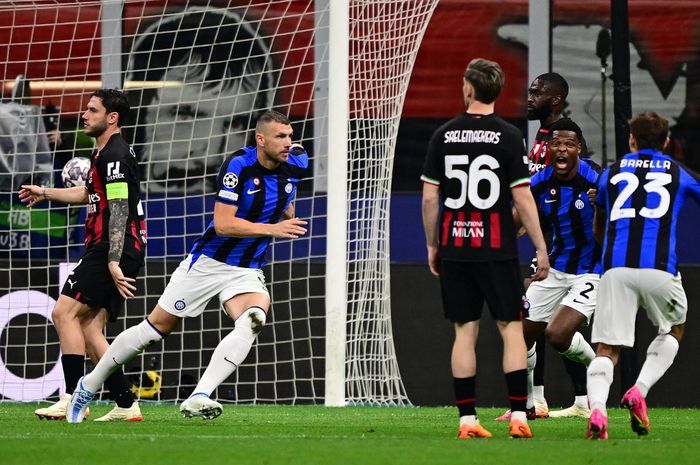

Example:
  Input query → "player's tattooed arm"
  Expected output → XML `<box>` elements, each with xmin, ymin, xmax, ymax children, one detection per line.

<box><xmin>108</xmin><ymin>199</ymin><xmax>129</xmax><ymax>262</ymax></box>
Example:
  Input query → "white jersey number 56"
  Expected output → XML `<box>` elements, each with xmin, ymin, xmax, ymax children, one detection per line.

<box><xmin>444</xmin><ymin>154</ymin><xmax>500</xmax><ymax>210</ymax></box>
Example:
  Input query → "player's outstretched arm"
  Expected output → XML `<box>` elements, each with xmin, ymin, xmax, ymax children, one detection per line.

<box><xmin>512</xmin><ymin>184</ymin><xmax>549</xmax><ymax>281</ymax></box>
<box><xmin>213</xmin><ymin>201</ymin><xmax>307</xmax><ymax>239</ymax></box>
<box><xmin>19</xmin><ymin>185</ymin><xmax>88</xmax><ymax>207</ymax></box>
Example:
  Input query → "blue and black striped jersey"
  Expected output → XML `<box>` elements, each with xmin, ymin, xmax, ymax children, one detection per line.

<box><xmin>531</xmin><ymin>159</ymin><xmax>601</xmax><ymax>274</ymax></box>
<box><xmin>189</xmin><ymin>146</ymin><xmax>308</xmax><ymax>269</ymax></box>
<box><xmin>596</xmin><ymin>149</ymin><xmax>700</xmax><ymax>275</ymax></box>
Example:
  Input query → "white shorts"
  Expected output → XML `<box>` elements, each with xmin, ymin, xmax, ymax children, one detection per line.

<box><xmin>158</xmin><ymin>254</ymin><xmax>270</xmax><ymax>318</ymax></box>
<box><xmin>592</xmin><ymin>267</ymin><xmax>687</xmax><ymax>347</ymax></box>
<box><xmin>526</xmin><ymin>268</ymin><xmax>598</xmax><ymax>324</ymax></box>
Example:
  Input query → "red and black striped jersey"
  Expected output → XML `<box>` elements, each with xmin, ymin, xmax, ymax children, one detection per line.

<box><xmin>421</xmin><ymin>113</ymin><xmax>530</xmax><ymax>261</ymax></box>
<box><xmin>84</xmin><ymin>133</ymin><xmax>146</xmax><ymax>260</ymax></box>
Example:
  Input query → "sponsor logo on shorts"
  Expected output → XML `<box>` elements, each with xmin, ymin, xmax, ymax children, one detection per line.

<box><xmin>174</xmin><ymin>300</ymin><xmax>186</xmax><ymax>311</ymax></box>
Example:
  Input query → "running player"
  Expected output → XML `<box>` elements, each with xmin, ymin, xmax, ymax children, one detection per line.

<box><xmin>586</xmin><ymin>111</ymin><xmax>700</xmax><ymax>439</ymax></box>
<box><xmin>65</xmin><ymin>110</ymin><xmax>308</xmax><ymax>423</ymax></box>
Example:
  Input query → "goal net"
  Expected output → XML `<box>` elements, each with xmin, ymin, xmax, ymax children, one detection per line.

<box><xmin>0</xmin><ymin>0</ymin><xmax>438</xmax><ymax>406</ymax></box>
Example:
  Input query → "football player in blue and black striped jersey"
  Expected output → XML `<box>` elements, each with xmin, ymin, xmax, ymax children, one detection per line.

<box><xmin>586</xmin><ymin>111</ymin><xmax>700</xmax><ymax>440</ymax></box>
<box><xmin>516</xmin><ymin>119</ymin><xmax>600</xmax><ymax>420</ymax></box>
<box><xmin>67</xmin><ymin>111</ymin><xmax>309</xmax><ymax>423</ymax></box>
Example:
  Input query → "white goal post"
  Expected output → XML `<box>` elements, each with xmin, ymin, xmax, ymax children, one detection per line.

<box><xmin>0</xmin><ymin>0</ymin><xmax>439</xmax><ymax>406</ymax></box>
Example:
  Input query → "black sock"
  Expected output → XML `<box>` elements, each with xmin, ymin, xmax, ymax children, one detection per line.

<box><xmin>104</xmin><ymin>369</ymin><xmax>134</xmax><ymax>408</ymax></box>
<box><xmin>563</xmin><ymin>356</ymin><xmax>588</xmax><ymax>396</ymax></box>
<box><xmin>454</xmin><ymin>377</ymin><xmax>476</xmax><ymax>417</ymax></box>
<box><xmin>505</xmin><ymin>369</ymin><xmax>527</xmax><ymax>413</ymax></box>
<box><xmin>61</xmin><ymin>354</ymin><xmax>85</xmax><ymax>395</ymax></box>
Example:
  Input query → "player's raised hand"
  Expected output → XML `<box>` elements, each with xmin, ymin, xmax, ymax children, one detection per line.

<box><xmin>18</xmin><ymin>185</ymin><xmax>46</xmax><ymax>208</ymax></box>
<box><xmin>108</xmin><ymin>261</ymin><xmax>137</xmax><ymax>299</ymax></box>
<box><xmin>271</xmin><ymin>217</ymin><xmax>308</xmax><ymax>238</ymax></box>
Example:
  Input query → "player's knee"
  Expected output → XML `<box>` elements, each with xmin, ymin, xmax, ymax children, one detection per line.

<box><xmin>544</xmin><ymin>326</ymin><xmax>568</xmax><ymax>351</ymax></box>
<box><xmin>236</xmin><ymin>307</ymin><xmax>267</xmax><ymax>336</ymax></box>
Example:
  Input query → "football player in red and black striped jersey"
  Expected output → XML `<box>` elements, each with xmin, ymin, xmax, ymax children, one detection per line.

<box><xmin>20</xmin><ymin>89</ymin><xmax>145</xmax><ymax>422</ymax></box>
<box><xmin>421</xmin><ymin>58</ymin><xmax>549</xmax><ymax>439</ymax></box>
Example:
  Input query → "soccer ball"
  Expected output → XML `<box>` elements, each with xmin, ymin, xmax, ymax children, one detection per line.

<box><xmin>61</xmin><ymin>157</ymin><xmax>91</xmax><ymax>187</ymax></box>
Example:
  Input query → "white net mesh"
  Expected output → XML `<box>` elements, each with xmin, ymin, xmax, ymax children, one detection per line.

<box><xmin>0</xmin><ymin>0</ymin><xmax>438</xmax><ymax>405</ymax></box>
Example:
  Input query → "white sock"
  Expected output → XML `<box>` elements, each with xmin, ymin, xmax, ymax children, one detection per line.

<box><xmin>532</xmin><ymin>385</ymin><xmax>545</xmax><ymax>403</ymax></box>
<box><xmin>459</xmin><ymin>415</ymin><xmax>478</xmax><ymax>426</ymax></box>
<box><xmin>635</xmin><ymin>334</ymin><xmax>679</xmax><ymax>397</ymax></box>
<box><xmin>586</xmin><ymin>356</ymin><xmax>614</xmax><ymax>414</ymax></box>
<box><xmin>574</xmin><ymin>395</ymin><xmax>588</xmax><ymax>408</ymax></box>
<box><xmin>561</xmin><ymin>332</ymin><xmax>595</xmax><ymax>366</ymax></box>
<box><xmin>83</xmin><ymin>319</ymin><xmax>163</xmax><ymax>392</ymax></box>
<box><xmin>192</xmin><ymin>307</ymin><xmax>266</xmax><ymax>397</ymax></box>
<box><xmin>526</xmin><ymin>345</ymin><xmax>536</xmax><ymax>409</ymax></box>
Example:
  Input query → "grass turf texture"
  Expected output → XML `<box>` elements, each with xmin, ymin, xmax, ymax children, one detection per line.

<box><xmin>1</xmin><ymin>404</ymin><xmax>699</xmax><ymax>465</ymax></box>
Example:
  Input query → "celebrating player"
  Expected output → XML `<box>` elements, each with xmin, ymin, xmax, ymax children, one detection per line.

<box><xmin>421</xmin><ymin>58</ymin><xmax>549</xmax><ymax>439</ymax></box>
<box><xmin>586</xmin><ymin>112</ymin><xmax>700</xmax><ymax>439</ymax></box>
<box><xmin>515</xmin><ymin>119</ymin><xmax>600</xmax><ymax>418</ymax></box>
<box><xmin>19</xmin><ymin>89</ymin><xmax>145</xmax><ymax>421</ymax></box>
<box><xmin>498</xmin><ymin>73</ymin><xmax>594</xmax><ymax>421</ymax></box>
<box><xmin>65</xmin><ymin>110</ymin><xmax>308</xmax><ymax>423</ymax></box>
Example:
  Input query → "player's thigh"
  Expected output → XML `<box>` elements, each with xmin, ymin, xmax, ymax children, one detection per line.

<box><xmin>439</xmin><ymin>260</ymin><xmax>484</xmax><ymax>324</ymax></box>
<box><xmin>559</xmin><ymin>273</ymin><xmax>599</xmax><ymax>324</ymax></box>
<box><xmin>219</xmin><ymin>267</ymin><xmax>271</xmax><ymax>320</ymax></box>
<box><xmin>639</xmin><ymin>270</ymin><xmax>688</xmax><ymax>333</ymax></box>
<box><xmin>592</xmin><ymin>268</ymin><xmax>639</xmax><ymax>347</ymax></box>
<box><xmin>479</xmin><ymin>259</ymin><xmax>528</xmax><ymax>322</ymax></box>
<box><xmin>158</xmin><ymin>255</ymin><xmax>228</xmax><ymax>317</ymax></box>
<box><xmin>525</xmin><ymin>268</ymin><xmax>570</xmax><ymax>323</ymax></box>
<box><xmin>62</xmin><ymin>247</ymin><xmax>141</xmax><ymax>322</ymax></box>
<box><xmin>61</xmin><ymin>248</ymin><xmax>113</xmax><ymax>310</ymax></box>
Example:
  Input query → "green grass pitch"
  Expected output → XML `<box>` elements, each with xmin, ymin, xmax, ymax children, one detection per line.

<box><xmin>2</xmin><ymin>403</ymin><xmax>699</xmax><ymax>465</ymax></box>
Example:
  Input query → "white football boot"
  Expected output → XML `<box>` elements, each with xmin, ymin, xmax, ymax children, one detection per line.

<box><xmin>180</xmin><ymin>394</ymin><xmax>223</xmax><ymax>420</ymax></box>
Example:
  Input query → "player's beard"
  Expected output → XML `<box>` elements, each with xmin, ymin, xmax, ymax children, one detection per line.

<box><xmin>84</xmin><ymin>118</ymin><xmax>108</xmax><ymax>137</ymax></box>
<box><xmin>527</xmin><ymin>102</ymin><xmax>552</xmax><ymax>122</ymax></box>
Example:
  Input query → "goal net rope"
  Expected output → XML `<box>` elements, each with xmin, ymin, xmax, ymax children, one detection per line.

<box><xmin>0</xmin><ymin>0</ymin><xmax>438</xmax><ymax>406</ymax></box>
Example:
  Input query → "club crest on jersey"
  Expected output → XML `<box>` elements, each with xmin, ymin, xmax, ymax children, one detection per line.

<box><xmin>575</xmin><ymin>199</ymin><xmax>585</xmax><ymax>210</ymax></box>
<box><xmin>174</xmin><ymin>300</ymin><xmax>186</xmax><ymax>311</ymax></box>
<box><xmin>223</xmin><ymin>172</ymin><xmax>238</xmax><ymax>188</ymax></box>
<box><xmin>285</xmin><ymin>182</ymin><xmax>293</xmax><ymax>194</ymax></box>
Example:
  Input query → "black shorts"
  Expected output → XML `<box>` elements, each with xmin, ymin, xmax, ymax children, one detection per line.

<box><xmin>61</xmin><ymin>246</ymin><xmax>142</xmax><ymax>322</ymax></box>
<box><xmin>439</xmin><ymin>259</ymin><xmax>528</xmax><ymax>323</ymax></box>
